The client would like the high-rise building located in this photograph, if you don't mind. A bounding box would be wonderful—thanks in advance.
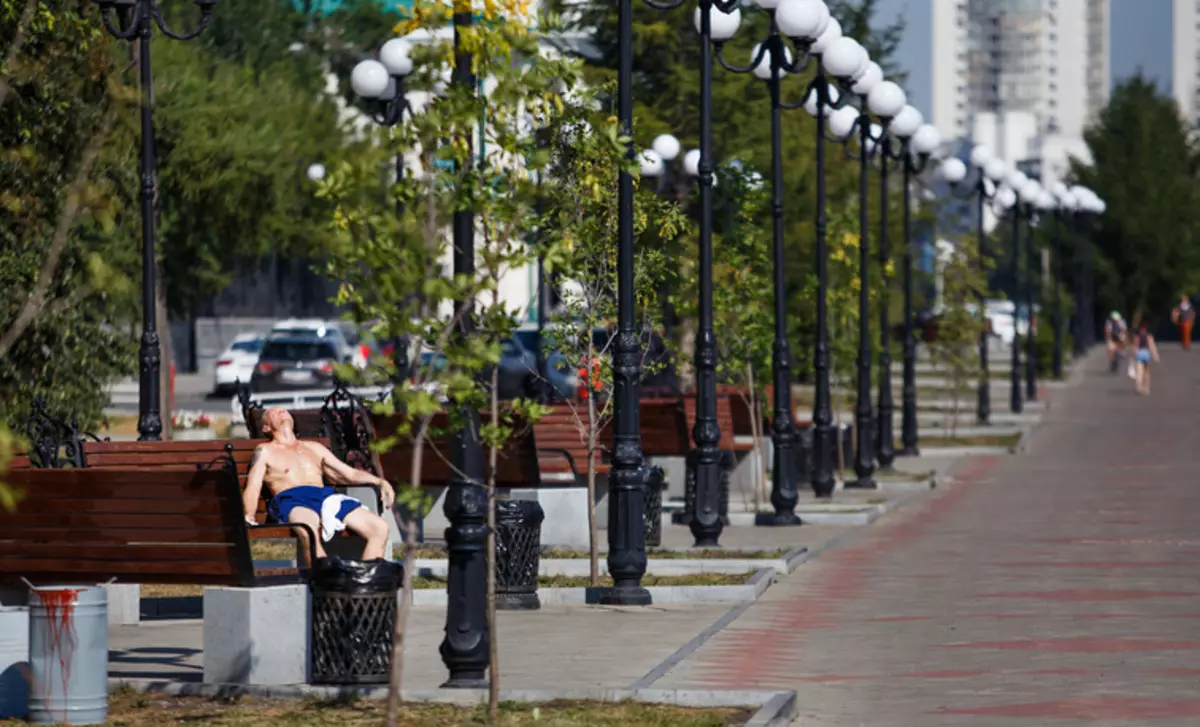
[931,0,1110,185]
[1173,0,1200,127]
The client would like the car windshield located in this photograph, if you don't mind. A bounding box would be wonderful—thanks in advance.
[260,341,336,361]
[231,339,264,354]
[273,327,324,338]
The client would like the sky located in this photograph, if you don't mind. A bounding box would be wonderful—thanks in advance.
[873,0,1175,120]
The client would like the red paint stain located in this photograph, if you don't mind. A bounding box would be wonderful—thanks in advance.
[38,588,82,723]
[1154,668,1200,675]
[794,675,874,683]
[935,697,1200,718]
[1019,668,1104,676]
[943,637,1200,653]
[976,589,1200,601]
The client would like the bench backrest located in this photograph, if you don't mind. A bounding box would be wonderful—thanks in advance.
[638,397,691,457]
[0,468,254,586]
[371,412,542,487]
[533,406,610,478]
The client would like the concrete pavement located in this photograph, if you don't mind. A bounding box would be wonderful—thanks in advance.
[646,346,1200,725]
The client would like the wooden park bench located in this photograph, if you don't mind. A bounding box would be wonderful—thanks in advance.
[0,467,309,586]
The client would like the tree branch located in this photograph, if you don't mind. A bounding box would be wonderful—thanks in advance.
[0,108,117,358]
[0,0,39,110]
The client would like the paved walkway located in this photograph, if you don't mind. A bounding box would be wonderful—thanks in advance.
[651,346,1200,725]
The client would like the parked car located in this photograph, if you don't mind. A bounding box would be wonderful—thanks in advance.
[249,337,342,393]
[985,300,1036,345]
[212,333,265,395]
[270,318,357,367]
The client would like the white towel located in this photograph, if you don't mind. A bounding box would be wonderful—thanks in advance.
[319,495,356,542]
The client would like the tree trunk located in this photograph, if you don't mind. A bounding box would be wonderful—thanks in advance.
[156,273,174,440]
[586,338,599,586]
[385,417,430,726]
[745,364,768,506]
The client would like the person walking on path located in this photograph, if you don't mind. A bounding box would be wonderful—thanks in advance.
[1171,295,1195,350]
[1103,311,1127,373]
[1133,320,1160,395]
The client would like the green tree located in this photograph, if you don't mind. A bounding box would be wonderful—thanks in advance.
[1071,74,1200,323]
[554,0,909,370]
[928,235,987,436]
[0,0,138,426]
[539,106,681,584]
[319,2,574,719]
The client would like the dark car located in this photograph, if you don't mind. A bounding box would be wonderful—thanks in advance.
[249,337,341,393]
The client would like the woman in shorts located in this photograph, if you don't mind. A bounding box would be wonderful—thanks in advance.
[1133,321,1160,395]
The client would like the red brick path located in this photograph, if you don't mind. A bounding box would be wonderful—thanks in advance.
[652,348,1200,725]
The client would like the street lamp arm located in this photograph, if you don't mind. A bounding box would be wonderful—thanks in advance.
[98,4,144,40]
[150,1,217,41]
[714,41,771,75]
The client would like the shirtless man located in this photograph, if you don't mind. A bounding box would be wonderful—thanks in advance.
[243,408,395,564]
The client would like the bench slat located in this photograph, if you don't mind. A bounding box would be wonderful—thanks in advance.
[0,513,229,530]
[13,498,225,516]
[0,542,236,560]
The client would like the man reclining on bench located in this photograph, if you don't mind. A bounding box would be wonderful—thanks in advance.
[243,407,395,565]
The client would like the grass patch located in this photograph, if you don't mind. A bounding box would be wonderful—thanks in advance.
[8,692,754,726]
[412,571,758,590]
[250,543,790,562]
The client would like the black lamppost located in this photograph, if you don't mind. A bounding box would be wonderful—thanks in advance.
[605,0,655,606]
[1046,184,1076,379]
[826,76,908,490]
[630,0,744,549]
[355,33,487,685]
[892,123,941,456]
[98,0,219,441]
[1025,189,1054,401]
[710,1,841,526]
[1067,185,1106,353]
[941,146,1012,426]
[795,14,873,499]
[1006,176,1044,415]
[352,39,415,215]
[871,104,928,470]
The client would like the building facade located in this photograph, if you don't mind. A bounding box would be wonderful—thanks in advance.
[1174,0,1200,128]
[932,0,1110,187]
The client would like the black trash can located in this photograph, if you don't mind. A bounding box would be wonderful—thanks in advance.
[839,423,854,473]
[644,465,666,547]
[796,427,814,483]
[495,499,545,611]
[310,557,404,685]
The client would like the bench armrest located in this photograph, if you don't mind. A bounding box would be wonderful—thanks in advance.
[536,447,582,486]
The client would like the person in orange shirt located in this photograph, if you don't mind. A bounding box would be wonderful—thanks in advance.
[1171,295,1195,350]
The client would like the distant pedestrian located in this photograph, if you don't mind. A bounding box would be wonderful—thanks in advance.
[1171,295,1195,350]
[1133,321,1160,396]
[1104,311,1127,373]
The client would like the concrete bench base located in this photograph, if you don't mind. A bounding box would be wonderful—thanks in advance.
[418,485,592,549]
[203,584,310,686]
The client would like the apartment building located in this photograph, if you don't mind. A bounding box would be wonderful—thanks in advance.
[932,0,1109,186]
[1174,0,1200,127]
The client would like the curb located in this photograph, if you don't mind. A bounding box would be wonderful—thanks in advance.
[913,445,1012,458]
[109,681,798,725]
[408,553,805,577]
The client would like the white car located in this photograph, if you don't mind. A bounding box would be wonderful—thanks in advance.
[212,333,265,395]
[984,300,1036,346]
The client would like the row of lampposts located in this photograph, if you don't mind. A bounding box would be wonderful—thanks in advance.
[102,0,1110,691]
[941,149,1107,419]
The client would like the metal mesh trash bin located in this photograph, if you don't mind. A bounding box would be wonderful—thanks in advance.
[495,500,545,611]
[310,557,404,685]
[644,465,666,547]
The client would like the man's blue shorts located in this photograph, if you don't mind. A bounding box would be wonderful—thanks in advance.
[269,485,361,523]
